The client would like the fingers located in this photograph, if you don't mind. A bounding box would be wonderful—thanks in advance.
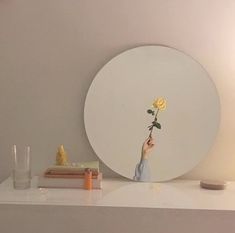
[149,141,155,147]
[146,137,154,146]
[142,136,155,155]
[145,136,151,143]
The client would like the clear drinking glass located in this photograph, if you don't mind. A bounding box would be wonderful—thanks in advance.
[12,145,31,189]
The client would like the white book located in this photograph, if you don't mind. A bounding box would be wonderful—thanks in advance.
[45,161,100,175]
[37,174,102,189]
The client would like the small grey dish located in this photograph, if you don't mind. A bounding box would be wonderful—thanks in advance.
[200,180,227,190]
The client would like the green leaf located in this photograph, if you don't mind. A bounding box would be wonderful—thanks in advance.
[153,122,161,129]
[148,126,153,131]
[147,109,153,114]
[156,122,161,129]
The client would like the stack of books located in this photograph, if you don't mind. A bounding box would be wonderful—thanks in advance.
[37,161,102,189]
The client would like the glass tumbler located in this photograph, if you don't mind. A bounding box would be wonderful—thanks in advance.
[12,145,31,189]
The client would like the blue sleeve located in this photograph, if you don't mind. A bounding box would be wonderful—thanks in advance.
[133,159,151,182]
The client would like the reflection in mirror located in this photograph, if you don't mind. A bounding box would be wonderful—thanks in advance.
[84,46,220,182]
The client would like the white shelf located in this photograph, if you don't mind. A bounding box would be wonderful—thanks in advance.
[1,177,235,233]
[0,176,235,210]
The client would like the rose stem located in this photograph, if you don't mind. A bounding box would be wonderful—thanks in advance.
[148,108,159,138]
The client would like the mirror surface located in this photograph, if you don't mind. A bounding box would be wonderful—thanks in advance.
[84,46,220,182]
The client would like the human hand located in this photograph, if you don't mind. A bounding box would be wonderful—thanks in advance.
[142,137,155,160]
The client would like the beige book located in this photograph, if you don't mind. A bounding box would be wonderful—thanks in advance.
[38,173,102,189]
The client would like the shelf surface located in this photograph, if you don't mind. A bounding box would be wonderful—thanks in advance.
[0,177,235,210]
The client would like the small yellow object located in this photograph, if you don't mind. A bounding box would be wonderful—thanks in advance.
[56,145,69,166]
[152,97,166,110]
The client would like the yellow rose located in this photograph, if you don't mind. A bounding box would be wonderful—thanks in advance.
[152,97,166,110]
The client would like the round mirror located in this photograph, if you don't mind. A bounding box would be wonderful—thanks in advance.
[84,46,220,182]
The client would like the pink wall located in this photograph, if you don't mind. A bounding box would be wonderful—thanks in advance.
[0,0,235,180]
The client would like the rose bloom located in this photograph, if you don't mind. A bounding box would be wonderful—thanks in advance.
[152,97,166,110]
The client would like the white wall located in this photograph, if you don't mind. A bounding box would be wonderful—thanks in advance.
[1,0,235,181]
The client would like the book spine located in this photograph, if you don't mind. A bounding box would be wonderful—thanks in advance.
[44,174,99,179]
[37,177,102,189]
